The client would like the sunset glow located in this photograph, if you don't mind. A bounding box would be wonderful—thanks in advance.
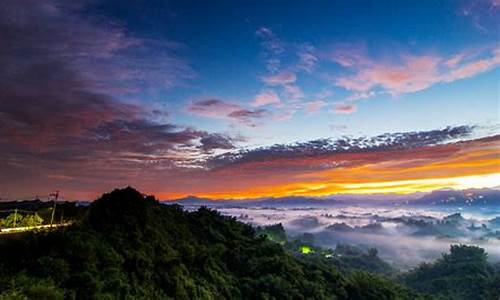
[0,0,498,201]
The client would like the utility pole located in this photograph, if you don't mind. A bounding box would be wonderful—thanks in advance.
[13,209,17,227]
[59,209,64,224]
[49,191,59,227]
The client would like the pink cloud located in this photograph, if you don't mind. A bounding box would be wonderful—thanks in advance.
[252,90,282,107]
[333,102,357,114]
[443,53,466,67]
[316,89,333,99]
[297,44,317,73]
[336,55,441,95]
[283,84,304,100]
[187,99,269,126]
[334,46,500,97]
[444,49,500,82]
[345,91,378,102]
[187,99,241,118]
[305,100,326,113]
[262,70,297,85]
[328,44,372,67]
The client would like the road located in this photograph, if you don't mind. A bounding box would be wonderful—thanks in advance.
[0,222,72,234]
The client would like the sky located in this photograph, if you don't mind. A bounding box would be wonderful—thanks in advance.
[0,0,499,200]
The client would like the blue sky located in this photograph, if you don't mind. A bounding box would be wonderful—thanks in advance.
[85,0,500,147]
[0,0,498,199]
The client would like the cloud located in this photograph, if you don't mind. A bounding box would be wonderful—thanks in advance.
[187,99,242,118]
[305,101,326,113]
[283,85,304,100]
[297,44,318,73]
[209,125,478,169]
[262,70,297,85]
[0,0,240,198]
[443,48,500,82]
[255,28,312,112]
[0,1,193,97]
[328,44,372,67]
[256,27,284,73]
[0,0,198,148]
[335,55,441,94]
[332,46,500,97]
[215,205,500,267]
[199,133,236,152]
[252,90,282,107]
[188,99,270,126]
[457,0,499,32]
[228,109,270,127]
[181,125,500,199]
[330,124,348,132]
[333,102,357,114]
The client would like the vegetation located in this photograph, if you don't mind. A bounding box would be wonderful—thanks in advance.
[0,212,44,228]
[402,244,500,299]
[268,227,395,276]
[0,201,85,228]
[0,187,498,299]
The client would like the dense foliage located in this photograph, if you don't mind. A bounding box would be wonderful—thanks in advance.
[0,201,84,228]
[258,225,395,276]
[402,244,499,299]
[0,188,413,299]
[0,187,497,299]
[0,212,44,228]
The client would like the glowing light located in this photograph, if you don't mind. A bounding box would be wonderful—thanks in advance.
[300,246,313,254]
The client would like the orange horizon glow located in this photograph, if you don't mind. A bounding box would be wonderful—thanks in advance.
[156,137,500,200]
[159,173,500,200]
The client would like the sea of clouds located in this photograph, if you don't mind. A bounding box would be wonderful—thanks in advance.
[185,204,500,269]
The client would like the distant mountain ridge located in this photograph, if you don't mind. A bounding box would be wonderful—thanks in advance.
[166,188,500,207]
[408,188,500,207]
[165,195,341,207]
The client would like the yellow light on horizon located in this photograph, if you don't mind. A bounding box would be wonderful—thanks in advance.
[339,173,500,194]
[169,172,500,200]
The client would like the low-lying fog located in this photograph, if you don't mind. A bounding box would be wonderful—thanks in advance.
[184,204,500,269]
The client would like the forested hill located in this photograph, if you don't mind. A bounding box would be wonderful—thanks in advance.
[0,187,427,299]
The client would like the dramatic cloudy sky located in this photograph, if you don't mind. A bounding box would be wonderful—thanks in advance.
[0,0,498,200]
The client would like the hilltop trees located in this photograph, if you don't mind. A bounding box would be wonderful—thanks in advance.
[0,187,498,299]
[403,245,497,299]
[1,188,352,299]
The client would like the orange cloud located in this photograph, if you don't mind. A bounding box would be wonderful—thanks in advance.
[158,133,500,199]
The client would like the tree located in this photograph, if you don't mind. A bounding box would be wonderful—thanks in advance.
[403,245,495,299]
[3,211,23,227]
[20,213,44,227]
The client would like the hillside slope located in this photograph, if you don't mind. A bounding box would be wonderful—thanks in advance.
[0,187,425,299]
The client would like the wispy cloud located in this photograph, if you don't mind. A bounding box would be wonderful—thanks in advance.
[209,126,478,169]
[305,100,326,113]
[252,90,282,107]
[457,0,500,32]
[262,70,297,85]
[283,85,304,100]
[333,102,357,114]
[188,99,269,126]
[331,45,500,100]
[297,44,318,73]
[255,27,285,73]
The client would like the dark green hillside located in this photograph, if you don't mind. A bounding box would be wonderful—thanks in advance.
[402,245,499,299]
[0,187,424,299]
